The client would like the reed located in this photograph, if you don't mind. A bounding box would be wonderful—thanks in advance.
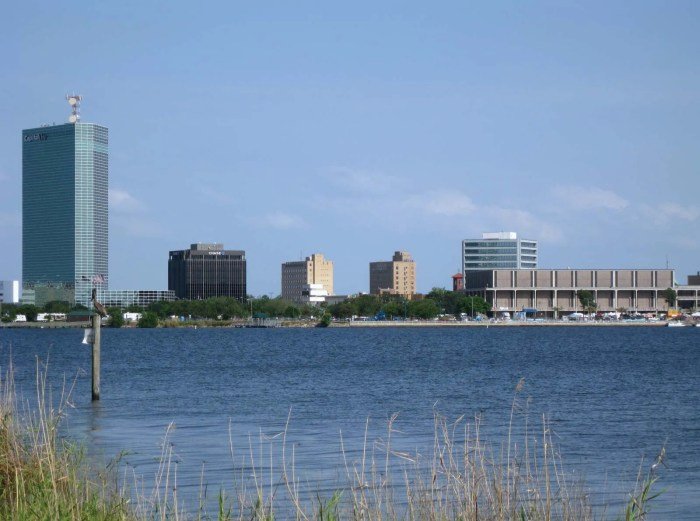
[0,359,134,520]
[0,361,664,520]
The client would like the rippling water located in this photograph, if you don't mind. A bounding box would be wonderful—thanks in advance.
[0,326,698,518]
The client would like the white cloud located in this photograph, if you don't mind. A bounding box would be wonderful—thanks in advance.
[259,212,307,230]
[110,188,144,213]
[403,190,476,216]
[484,206,564,242]
[552,185,629,211]
[329,167,403,195]
[657,202,700,222]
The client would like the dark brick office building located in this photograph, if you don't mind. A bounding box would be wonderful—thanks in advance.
[168,243,247,300]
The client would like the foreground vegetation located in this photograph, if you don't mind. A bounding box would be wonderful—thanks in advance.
[0,363,667,520]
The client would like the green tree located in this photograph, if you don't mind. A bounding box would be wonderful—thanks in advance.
[408,299,440,319]
[1,304,18,323]
[382,300,404,319]
[328,301,354,319]
[317,312,332,327]
[576,290,597,313]
[17,305,39,322]
[460,295,490,316]
[284,305,300,318]
[106,307,124,328]
[662,287,677,309]
[43,300,71,313]
[354,295,382,317]
[137,312,159,328]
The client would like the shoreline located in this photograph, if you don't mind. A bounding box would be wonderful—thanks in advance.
[0,320,679,329]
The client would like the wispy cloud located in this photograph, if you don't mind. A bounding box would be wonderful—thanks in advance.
[110,188,144,213]
[197,186,236,205]
[483,206,564,242]
[258,212,307,230]
[551,185,629,211]
[403,190,476,216]
[322,167,566,240]
[329,167,403,195]
[657,202,700,222]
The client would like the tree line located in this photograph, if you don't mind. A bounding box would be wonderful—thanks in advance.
[1,289,491,326]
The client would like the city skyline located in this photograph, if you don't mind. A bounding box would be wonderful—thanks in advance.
[1,2,698,295]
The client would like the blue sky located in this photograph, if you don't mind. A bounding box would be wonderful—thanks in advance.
[1,1,699,295]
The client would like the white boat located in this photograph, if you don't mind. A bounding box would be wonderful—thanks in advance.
[667,321,686,327]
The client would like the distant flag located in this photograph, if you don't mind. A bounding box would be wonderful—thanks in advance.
[91,275,105,284]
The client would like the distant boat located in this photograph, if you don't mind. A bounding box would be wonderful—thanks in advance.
[667,321,686,328]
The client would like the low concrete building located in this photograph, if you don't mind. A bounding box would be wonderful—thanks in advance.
[370,251,416,298]
[464,268,676,315]
[677,273,700,311]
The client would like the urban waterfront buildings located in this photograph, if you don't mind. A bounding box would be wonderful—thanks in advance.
[22,96,108,307]
[462,233,537,273]
[464,268,676,315]
[168,243,246,300]
[369,251,416,297]
[0,281,20,304]
[281,253,334,303]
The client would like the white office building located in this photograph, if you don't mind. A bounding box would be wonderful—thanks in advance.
[462,232,538,273]
[0,280,21,303]
[300,283,329,304]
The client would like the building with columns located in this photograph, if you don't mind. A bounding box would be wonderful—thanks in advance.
[464,268,676,316]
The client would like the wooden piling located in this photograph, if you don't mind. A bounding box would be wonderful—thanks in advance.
[92,313,101,401]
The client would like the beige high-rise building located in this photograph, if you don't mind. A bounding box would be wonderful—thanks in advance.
[369,251,416,298]
[281,253,334,303]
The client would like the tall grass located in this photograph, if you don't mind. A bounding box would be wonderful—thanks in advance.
[0,361,664,520]
[0,359,134,519]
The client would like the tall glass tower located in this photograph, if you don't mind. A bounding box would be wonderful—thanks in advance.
[22,100,108,307]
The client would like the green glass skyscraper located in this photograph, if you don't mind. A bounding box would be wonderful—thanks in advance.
[22,101,108,307]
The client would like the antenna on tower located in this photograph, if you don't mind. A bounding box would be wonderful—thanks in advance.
[65,94,82,123]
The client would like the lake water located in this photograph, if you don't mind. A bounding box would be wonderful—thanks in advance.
[0,326,698,518]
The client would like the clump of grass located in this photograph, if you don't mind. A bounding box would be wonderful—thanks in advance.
[0,360,135,520]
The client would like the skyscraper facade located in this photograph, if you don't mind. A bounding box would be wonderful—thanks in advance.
[168,243,247,300]
[22,120,108,307]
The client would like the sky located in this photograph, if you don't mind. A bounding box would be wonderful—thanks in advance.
[1,1,699,296]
